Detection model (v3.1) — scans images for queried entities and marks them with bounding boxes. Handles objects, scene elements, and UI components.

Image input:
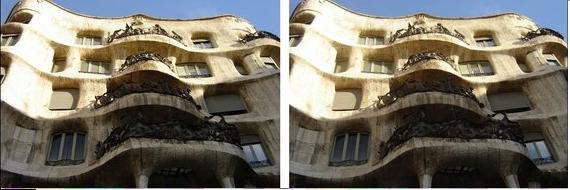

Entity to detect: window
[517,60,531,73]
[233,61,248,75]
[524,133,554,165]
[293,14,315,25]
[241,135,271,167]
[332,89,362,111]
[52,59,66,73]
[458,61,494,76]
[289,35,302,47]
[49,89,79,110]
[488,92,531,113]
[1,34,20,46]
[205,94,248,115]
[176,62,211,78]
[76,36,102,45]
[10,12,33,24]
[330,132,369,166]
[46,132,86,165]
[1,66,6,84]
[359,35,384,46]
[335,58,349,73]
[80,60,111,74]
[261,57,279,70]
[544,54,561,66]
[474,36,496,47]
[362,60,393,74]
[192,38,214,49]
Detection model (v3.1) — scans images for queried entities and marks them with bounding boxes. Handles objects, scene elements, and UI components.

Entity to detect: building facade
[1,0,280,188]
[289,0,567,188]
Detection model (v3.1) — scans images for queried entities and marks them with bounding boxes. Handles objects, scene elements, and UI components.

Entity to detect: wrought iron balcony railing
[521,28,564,41]
[388,23,469,44]
[401,51,455,71]
[94,114,239,159]
[329,159,368,167]
[117,52,175,73]
[93,81,201,109]
[378,112,524,159]
[238,31,280,44]
[107,23,187,46]
[377,79,484,109]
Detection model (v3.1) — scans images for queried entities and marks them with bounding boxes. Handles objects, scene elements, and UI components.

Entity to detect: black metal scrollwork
[521,28,564,41]
[377,79,484,109]
[94,114,240,159]
[401,51,455,71]
[238,31,280,43]
[389,23,468,44]
[378,111,524,159]
[107,23,186,46]
[118,52,175,73]
[93,81,201,110]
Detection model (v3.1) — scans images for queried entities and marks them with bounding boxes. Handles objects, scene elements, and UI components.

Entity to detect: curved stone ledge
[290,138,535,185]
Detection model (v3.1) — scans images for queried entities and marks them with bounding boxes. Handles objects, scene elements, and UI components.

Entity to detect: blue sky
[1,0,280,36]
[290,0,568,40]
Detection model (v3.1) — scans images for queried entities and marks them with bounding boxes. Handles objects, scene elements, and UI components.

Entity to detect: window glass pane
[1,37,7,46]
[547,60,560,66]
[176,65,186,76]
[80,61,89,72]
[358,37,366,45]
[97,62,105,73]
[459,64,469,75]
[357,134,369,161]
[469,63,480,75]
[76,37,83,45]
[526,142,539,159]
[252,144,267,161]
[346,134,358,160]
[331,135,345,162]
[8,36,19,46]
[197,64,210,76]
[481,63,493,75]
[372,62,383,73]
[62,133,74,160]
[362,61,372,72]
[536,141,552,158]
[92,37,102,45]
[243,145,256,162]
[375,37,384,45]
[48,134,62,161]
[74,134,85,160]
[189,65,199,76]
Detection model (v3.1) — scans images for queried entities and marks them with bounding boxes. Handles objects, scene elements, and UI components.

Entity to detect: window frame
[329,132,369,166]
[362,60,393,74]
[205,94,248,115]
[1,65,6,85]
[79,60,111,75]
[543,54,561,66]
[524,138,555,165]
[289,35,302,47]
[359,35,384,46]
[474,36,496,47]
[192,38,214,49]
[241,136,272,168]
[1,34,20,46]
[46,131,87,165]
[458,61,494,77]
[176,62,212,78]
[261,56,279,70]
[76,36,102,46]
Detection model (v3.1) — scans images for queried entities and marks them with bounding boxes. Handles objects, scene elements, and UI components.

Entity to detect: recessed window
[332,89,362,111]
[241,135,271,167]
[458,61,494,76]
[52,59,66,73]
[330,132,369,166]
[487,91,531,113]
[474,36,496,47]
[335,58,349,73]
[1,34,20,46]
[80,60,111,74]
[289,35,302,47]
[293,14,315,25]
[176,62,211,78]
[192,38,214,49]
[359,35,384,46]
[46,132,86,165]
[205,94,248,115]
[524,133,555,165]
[49,88,79,110]
[1,66,6,84]
[362,60,393,74]
[517,59,531,73]
[76,36,102,45]
[543,54,561,66]
[233,60,248,75]
[261,57,279,70]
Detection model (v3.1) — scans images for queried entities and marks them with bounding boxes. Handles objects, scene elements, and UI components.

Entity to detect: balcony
[107,22,187,46]
[521,28,564,41]
[388,23,469,44]
[238,31,280,44]
[117,52,175,73]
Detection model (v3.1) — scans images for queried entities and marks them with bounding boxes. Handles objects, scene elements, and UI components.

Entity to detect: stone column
[218,175,236,188]
[135,172,150,188]
[502,173,520,188]
[418,173,433,188]
[528,181,541,188]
